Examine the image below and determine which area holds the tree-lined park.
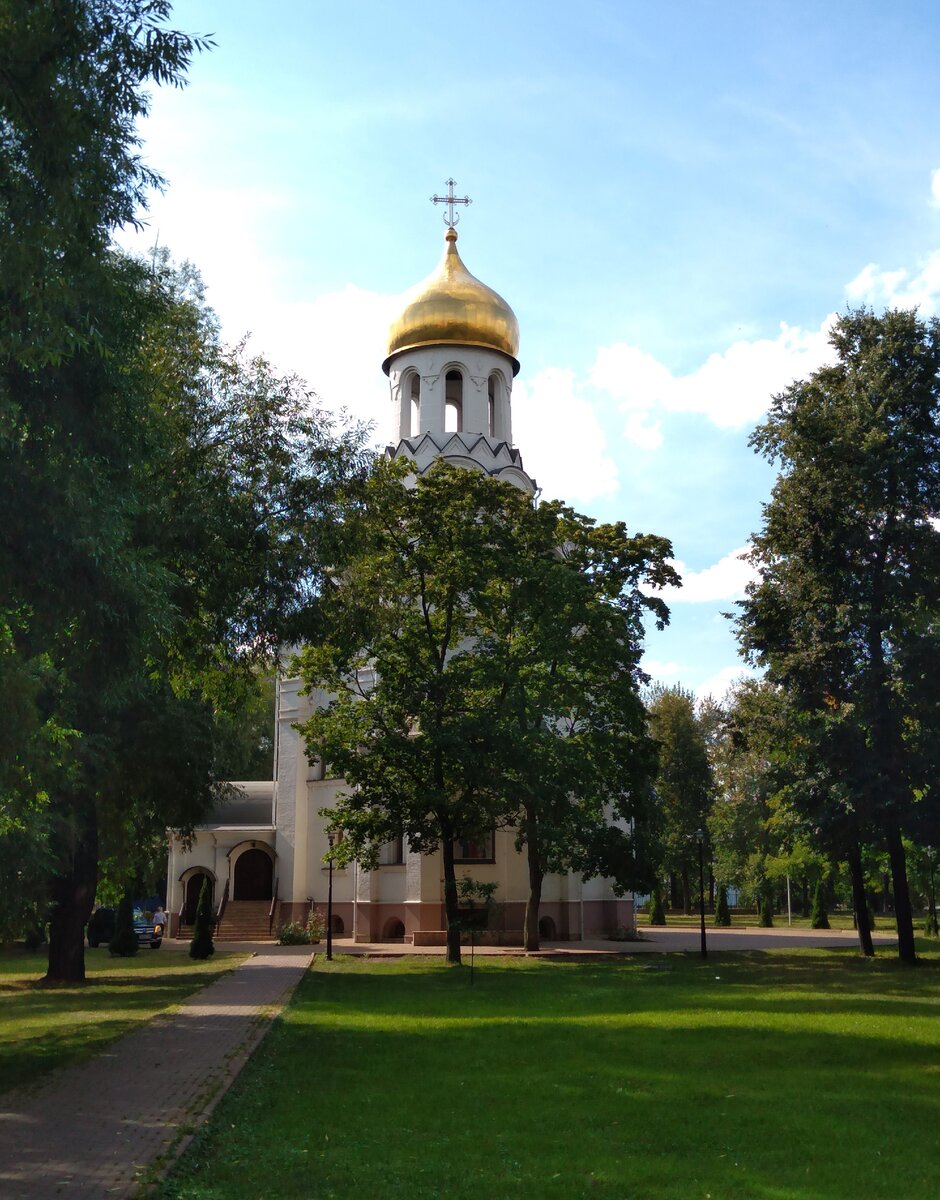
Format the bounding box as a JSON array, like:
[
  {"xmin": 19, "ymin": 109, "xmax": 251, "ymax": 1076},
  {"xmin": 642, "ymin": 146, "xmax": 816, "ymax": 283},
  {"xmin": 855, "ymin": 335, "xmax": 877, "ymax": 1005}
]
[{"xmin": 2, "ymin": 4, "xmax": 940, "ymax": 1197}]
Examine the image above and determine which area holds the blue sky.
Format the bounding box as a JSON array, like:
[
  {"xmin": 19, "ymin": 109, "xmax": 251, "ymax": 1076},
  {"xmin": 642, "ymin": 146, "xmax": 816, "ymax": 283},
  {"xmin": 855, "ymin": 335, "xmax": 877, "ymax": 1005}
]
[{"xmin": 120, "ymin": 0, "xmax": 940, "ymax": 698}]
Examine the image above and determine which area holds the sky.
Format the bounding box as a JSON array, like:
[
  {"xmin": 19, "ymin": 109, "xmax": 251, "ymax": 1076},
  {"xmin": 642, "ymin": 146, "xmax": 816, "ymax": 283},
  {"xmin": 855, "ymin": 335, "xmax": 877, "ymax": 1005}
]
[{"xmin": 119, "ymin": 0, "xmax": 940, "ymax": 701}]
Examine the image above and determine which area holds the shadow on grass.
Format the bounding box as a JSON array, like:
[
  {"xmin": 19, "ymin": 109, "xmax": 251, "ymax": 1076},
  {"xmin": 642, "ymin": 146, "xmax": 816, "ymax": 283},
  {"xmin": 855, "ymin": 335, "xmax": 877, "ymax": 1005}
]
[{"xmin": 160, "ymin": 954, "xmax": 940, "ymax": 1200}]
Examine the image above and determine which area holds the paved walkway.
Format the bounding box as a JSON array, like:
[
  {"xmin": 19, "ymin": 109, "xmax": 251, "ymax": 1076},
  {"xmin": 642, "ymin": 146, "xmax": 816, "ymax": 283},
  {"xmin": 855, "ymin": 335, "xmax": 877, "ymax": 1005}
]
[
  {"xmin": 0, "ymin": 948, "xmax": 312, "ymax": 1199},
  {"xmin": 294, "ymin": 924, "xmax": 896, "ymax": 957}
]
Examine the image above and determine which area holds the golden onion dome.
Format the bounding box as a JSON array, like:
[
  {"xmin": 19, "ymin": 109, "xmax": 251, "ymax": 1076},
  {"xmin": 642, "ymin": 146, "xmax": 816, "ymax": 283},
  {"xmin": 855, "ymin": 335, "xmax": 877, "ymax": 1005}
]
[{"xmin": 383, "ymin": 227, "xmax": 520, "ymax": 375}]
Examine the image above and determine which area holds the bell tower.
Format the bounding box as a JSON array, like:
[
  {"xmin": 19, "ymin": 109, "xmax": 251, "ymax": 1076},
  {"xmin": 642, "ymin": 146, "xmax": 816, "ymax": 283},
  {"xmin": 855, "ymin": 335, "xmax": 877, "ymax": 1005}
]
[{"xmin": 382, "ymin": 183, "xmax": 535, "ymax": 493}]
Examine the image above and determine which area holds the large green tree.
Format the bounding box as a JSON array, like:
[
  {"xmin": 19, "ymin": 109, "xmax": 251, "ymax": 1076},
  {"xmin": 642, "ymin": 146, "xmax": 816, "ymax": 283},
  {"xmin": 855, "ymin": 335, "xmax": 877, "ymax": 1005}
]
[
  {"xmin": 737, "ymin": 307, "xmax": 940, "ymax": 964},
  {"xmin": 478, "ymin": 497, "xmax": 675, "ymax": 950},
  {"xmin": 297, "ymin": 460, "xmax": 675, "ymax": 962},
  {"xmin": 2, "ymin": 2, "xmax": 368, "ymax": 980},
  {"xmin": 647, "ymin": 686, "xmax": 714, "ymax": 913}
]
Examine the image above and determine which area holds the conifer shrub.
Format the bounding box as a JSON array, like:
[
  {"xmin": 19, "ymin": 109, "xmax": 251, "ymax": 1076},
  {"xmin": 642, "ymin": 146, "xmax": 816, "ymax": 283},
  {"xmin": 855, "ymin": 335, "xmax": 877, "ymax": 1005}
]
[
  {"xmin": 810, "ymin": 878, "xmax": 830, "ymax": 929},
  {"xmin": 189, "ymin": 878, "xmax": 215, "ymax": 960},
  {"xmin": 714, "ymin": 883, "xmax": 731, "ymax": 926},
  {"xmin": 109, "ymin": 893, "xmax": 139, "ymax": 957},
  {"xmin": 758, "ymin": 891, "xmax": 774, "ymax": 928},
  {"xmin": 648, "ymin": 884, "xmax": 666, "ymax": 926}
]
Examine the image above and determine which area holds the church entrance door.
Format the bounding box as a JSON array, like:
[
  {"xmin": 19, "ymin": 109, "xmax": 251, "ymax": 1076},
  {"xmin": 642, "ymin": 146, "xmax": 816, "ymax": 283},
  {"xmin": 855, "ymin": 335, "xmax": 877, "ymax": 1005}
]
[
  {"xmin": 233, "ymin": 848, "xmax": 273, "ymax": 901},
  {"xmin": 185, "ymin": 873, "xmax": 213, "ymax": 925}
]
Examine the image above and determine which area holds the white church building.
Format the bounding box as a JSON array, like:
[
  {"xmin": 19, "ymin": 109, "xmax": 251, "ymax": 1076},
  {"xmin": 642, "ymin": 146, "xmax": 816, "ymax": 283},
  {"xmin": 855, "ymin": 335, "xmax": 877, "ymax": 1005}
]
[{"xmin": 166, "ymin": 201, "xmax": 636, "ymax": 943}]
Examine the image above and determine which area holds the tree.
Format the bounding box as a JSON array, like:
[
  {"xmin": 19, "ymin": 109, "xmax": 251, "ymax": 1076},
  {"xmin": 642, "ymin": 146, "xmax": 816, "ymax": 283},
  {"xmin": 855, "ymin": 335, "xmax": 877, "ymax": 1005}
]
[
  {"xmin": 486, "ymin": 501, "xmax": 675, "ymax": 950},
  {"xmin": 189, "ymin": 878, "xmax": 214, "ymax": 960},
  {"xmin": 714, "ymin": 883, "xmax": 731, "ymax": 926},
  {"xmin": 737, "ymin": 308, "xmax": 940, "ymax": 964},
  {"xmin": 1, "ymin": 1, "xmax": 207, "ymax": 976},
  {"xmin": 648, "ymin": 883, "xmax": 666, "ymax": 926},
  {"xmin": 810, "ymin": 876, "xmax": 830, "ymax": 929},
  {"xmin": 297, "ymin": 460, "xmax": 676, "ymax": 962},
  {"xmin": 647, "ymin": 686, "xmax": 714, "ymax": 913},
  {"xmin": 108, "ymin": 893, "xmax": 139, "ymax": 957}
]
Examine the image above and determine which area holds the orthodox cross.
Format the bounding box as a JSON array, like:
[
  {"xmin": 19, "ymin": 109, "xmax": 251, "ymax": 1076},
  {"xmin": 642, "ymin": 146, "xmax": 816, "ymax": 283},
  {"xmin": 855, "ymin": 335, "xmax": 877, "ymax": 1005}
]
[{"xmin": 431, "ymin": 178, "xmax": 471, "ymax": 227}]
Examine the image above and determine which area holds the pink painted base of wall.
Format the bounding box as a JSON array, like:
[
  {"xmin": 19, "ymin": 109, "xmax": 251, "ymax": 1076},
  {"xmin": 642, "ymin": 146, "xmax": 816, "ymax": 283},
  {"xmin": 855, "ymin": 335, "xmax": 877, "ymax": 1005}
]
[{"xmin": 345, "ymin": 897, "xmax": 636, "ymax": 942}]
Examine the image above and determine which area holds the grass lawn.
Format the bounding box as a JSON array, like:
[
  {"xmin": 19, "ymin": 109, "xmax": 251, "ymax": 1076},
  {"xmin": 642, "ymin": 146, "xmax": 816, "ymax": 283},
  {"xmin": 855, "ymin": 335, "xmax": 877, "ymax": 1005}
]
[
  {"xmin": 0, "ymin": 946, "xmax": 244, "ymax": 1095},
  {"xmin": 161, "ymin": 943, "xmax": 940, "ymax": 1200}
]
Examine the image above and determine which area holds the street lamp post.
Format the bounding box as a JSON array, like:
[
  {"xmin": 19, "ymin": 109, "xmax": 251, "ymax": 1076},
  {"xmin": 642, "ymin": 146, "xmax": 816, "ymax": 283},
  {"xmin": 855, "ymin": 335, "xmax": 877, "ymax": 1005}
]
[
  {"xmin": 697, "ymin": 830, "xmax": 707, "ymax": 960},
  {"xmin": 326, "ymin": 832, "xmax": 335, "ymax": 962}
]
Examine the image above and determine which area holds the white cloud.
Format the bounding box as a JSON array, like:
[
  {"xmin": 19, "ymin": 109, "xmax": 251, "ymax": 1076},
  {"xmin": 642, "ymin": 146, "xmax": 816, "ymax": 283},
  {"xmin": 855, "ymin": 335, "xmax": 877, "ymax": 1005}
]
[
  {"xmin": 695, "ymin": 663, "xmax": 760, "ymax": 704},
  {"xmin": 589, "ymin": 318, "xmax": 835, "ymax": 433},
  {"xmin": 931, "ymin": 167, "xmax": 940, "ymax": 208},
  {"xmin": 513, "ymin": 368, "xmax": 620, "ymax": 505},
  {"xmin": 641, "ymin": 658, "xmax": 686, "ymax": 685},
  {"xmin": 844, "ymin": 251, "xmax": 940, "ymax": 316},
  {"xmin": 652, "ymin": 547, "xmax": 758, "ymax": 604}
]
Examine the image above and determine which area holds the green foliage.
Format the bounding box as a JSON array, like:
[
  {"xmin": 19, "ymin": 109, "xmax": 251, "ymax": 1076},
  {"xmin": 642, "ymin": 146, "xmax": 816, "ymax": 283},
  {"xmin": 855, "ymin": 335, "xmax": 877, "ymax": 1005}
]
[
  {"xmin": 758, "ymin": 891, "xmax": 774, "ymax": 928},
  {"xmin": 714, "ymin": 883, "xmax": 731, "ymax": 926},
  {"xmin": 648, "ymin": 685, "xmax": 714, "ymax": 910},
  {"xmin": 189, "ymin": 879, "xmax": 215, "ymax": 960},
  {"xmin": 648, "ymin": 884, "xmax": 666, "ymax": 925},
  {"xmin": 108, "ymin": 894, "xmax": 139, "ymax": 957},
  {"xmin": 298, "ymin": 459, "xmax": 675, "ymax": 961},
  {"xmin": 810, "ymin": 877, "xmax": 830, "ymax": 929},
  {"xmin": 736, "ymin": 308, "xmax": 940, "ymax": 963}
]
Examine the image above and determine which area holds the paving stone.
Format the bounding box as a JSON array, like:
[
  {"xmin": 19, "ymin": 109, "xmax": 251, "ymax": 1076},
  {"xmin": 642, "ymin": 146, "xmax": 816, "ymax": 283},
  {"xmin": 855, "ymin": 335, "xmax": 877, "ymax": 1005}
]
[{"xmin": 0, "ymin": 949, "xmax": 312, "ymax": 1199}]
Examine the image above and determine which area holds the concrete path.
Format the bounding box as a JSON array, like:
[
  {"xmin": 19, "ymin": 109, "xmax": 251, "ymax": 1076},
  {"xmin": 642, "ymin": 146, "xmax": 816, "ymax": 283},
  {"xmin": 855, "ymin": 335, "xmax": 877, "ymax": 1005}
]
[
  {"xmin": 0, "ymin": 948, "xmax": 312, "ymax": 1199},
  {"xmin": 286, "ymin": 925, "xmax": 896, "ymax": 957}
]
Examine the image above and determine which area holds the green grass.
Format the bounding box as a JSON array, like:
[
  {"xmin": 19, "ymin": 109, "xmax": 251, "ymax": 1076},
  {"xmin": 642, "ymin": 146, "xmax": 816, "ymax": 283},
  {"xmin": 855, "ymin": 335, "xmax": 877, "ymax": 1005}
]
[
  {"xmin": 0, "ymin": 946, "xmax": 244, "ymax": 1095},
  {"xmin": 161, "ymin": 943, "xmax": 940, "ymax": 1200}
]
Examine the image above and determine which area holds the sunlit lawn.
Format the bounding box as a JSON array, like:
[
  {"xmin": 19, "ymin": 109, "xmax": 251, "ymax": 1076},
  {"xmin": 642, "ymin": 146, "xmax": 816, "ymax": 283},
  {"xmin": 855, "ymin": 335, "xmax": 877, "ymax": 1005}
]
[
  {"xmin": 0, "ymin": 946, "xmax": 244, "ymax": 1095},
  {"xmin": 161, "ymin": 943, "xmax": 940, "ymax": 1200}
]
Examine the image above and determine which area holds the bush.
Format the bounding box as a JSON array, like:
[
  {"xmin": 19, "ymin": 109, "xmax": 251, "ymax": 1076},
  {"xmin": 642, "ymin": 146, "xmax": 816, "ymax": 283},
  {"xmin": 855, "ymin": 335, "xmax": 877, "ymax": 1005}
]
[
  {"xmin": 714, "ymin": 884, "xmax": 731, "ymax": 927},
  {"xmin": 276, "ymin": 921, "xmax": 311, "ymax": 945},
  {"xmin": 608, "ymin": 925, "xmax": 646, "ymax": 942},
  {"xmin": 189, "ymin": 878, "xmax": 215, "ymax": 960},
  {"xmin": 810, "ymin": 878, "xmax": 830, "ymax": 929},
  {"xmin": 648, "ymin": 884, "xmax": 666, "ymax": 926},
  {"xmin": 758, "ymin": 893, "xmax": 774, "ymax": 928},
  {"xmin": 307, "ymin": 908, "xmax": 326, "ymax": 942},
  {"xmin": 924, "ymin": 910, "xmax": 939, "ymax": 937},
  {"xmin": 276, "ymin": 910, "xmax": 326, "ymax": 946},
  {"xmin": 109, "ymin": 894, "xmax": 139, "ymax": 957}
]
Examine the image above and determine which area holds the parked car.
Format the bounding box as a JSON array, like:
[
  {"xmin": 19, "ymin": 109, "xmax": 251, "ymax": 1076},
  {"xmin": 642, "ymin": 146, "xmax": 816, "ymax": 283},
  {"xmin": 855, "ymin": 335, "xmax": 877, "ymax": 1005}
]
[
  {"xmin": 86, "ymin": 906, "xmax": 116, "ymax": 948},
  {"xmin": 134, "ymin": 913, "xmax": 163, "ymax": 950}
]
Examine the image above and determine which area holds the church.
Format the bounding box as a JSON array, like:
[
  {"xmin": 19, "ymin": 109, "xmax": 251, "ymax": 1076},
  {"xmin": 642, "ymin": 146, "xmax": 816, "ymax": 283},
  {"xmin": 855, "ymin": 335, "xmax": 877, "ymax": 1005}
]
[{"xmin": 166, "ymin": 190, "xmax": 637, "ymax": 943}]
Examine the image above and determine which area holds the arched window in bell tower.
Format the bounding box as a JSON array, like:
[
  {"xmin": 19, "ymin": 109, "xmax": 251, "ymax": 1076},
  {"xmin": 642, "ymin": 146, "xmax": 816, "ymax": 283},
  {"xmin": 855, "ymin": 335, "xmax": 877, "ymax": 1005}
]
[
  {"xmin": 408, "ymin": 372, "xmax": 420, "ymax": 437},
  {"xmin": 487, "ymin": 375, "xmax": 497, "ymax": 437},
  {"xmin": 445, "ymin": 370, "xmax": 463, "ymax": 432}
]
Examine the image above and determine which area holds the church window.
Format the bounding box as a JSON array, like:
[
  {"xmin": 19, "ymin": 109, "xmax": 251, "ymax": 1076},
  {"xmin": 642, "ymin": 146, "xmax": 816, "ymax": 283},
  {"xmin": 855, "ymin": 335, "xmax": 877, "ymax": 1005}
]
[
  {"xmin": 409, "ymin": 372, "xmax": 420, "ymax": 437},
  {"xmin": 454, "ymin": 829, "xmax": 495, "ymax": 863},
  {"xmin": 487, "ymin": 375, "xmax": 497, "ymax": 437},
  {"xmin": 379, "ymin": 836, "xmax": 404, "ymax": 865},
  {"xmin": 445, "ymin": 369, "xmax": 463, "ymax": 432}
]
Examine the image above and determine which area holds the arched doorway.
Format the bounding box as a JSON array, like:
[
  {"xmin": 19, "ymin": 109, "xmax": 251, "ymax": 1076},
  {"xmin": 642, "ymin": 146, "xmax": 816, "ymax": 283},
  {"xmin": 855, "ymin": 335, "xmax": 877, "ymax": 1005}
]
[
  {"xmin": 233, "ymin": 848, "xmax": 273, "ymax": 900},
  {"xmin": 538, "ymin": 916, "xmax": 556, "ymax": 941},
  {"xmin": 185, "ymin": 872, "xmax": 213, "ymax": 925},
  {"xmin": 331, "ymin": 914, "xmax": 345, "ymax": 937},
  {"xmin": 382, "ymin": 917, "xmax": 406, "ymax": 941}
]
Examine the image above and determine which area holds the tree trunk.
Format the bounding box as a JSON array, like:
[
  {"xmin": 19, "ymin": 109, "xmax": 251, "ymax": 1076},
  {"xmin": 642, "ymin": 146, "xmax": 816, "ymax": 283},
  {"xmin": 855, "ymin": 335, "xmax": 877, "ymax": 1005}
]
[
  {"xmin": 886, "ymin": 816, "xmax": 917, "ymax": 965},
  {"xmin": 440, "ymin": 835, "xmax": 462, "ymax": 966},
  {"xmin": 681, "ymin": 867, "xmax": 691, "ymax": 915},
  {"xmin": 523, "ymin": 816, "xmax": 543, "ymax": 952},
  {"xmin": 45, "ymin": 805, "xmax": 99, "ymax": 983},
  {"xmin": 847, "ymin": 837, "xmax": 874, "ymax": 957}
]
